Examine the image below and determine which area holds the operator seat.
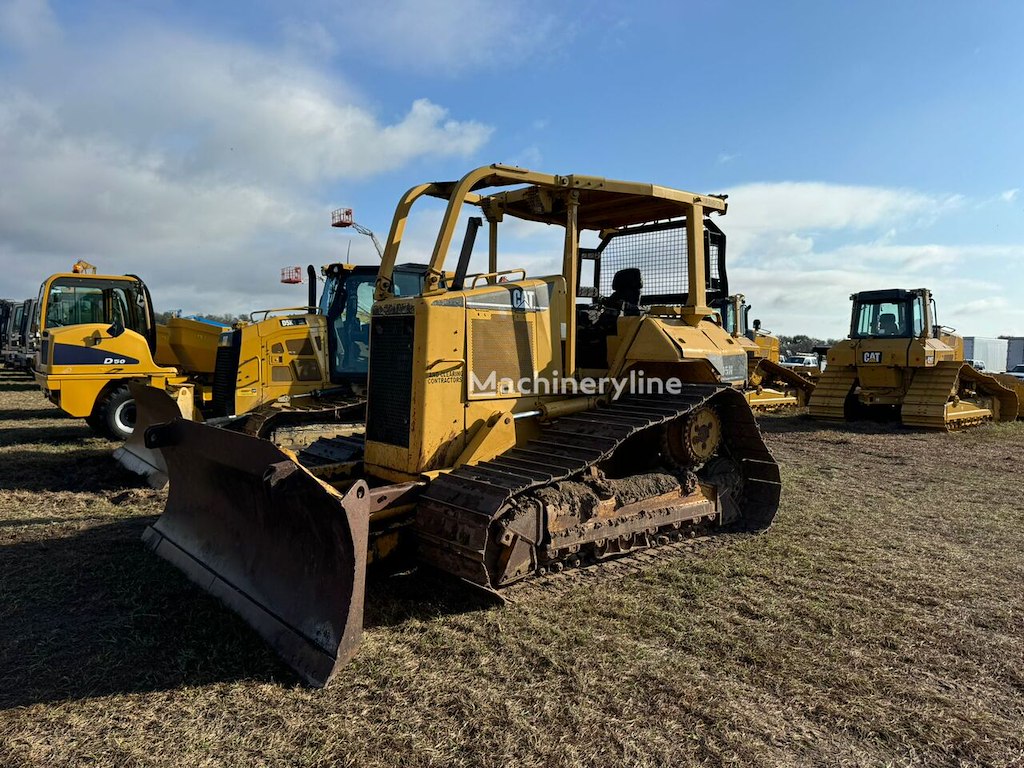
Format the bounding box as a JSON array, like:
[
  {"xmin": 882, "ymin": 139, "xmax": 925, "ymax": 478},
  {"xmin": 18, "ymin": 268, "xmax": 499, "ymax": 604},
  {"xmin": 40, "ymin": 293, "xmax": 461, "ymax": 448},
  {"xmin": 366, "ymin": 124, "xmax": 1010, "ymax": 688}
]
[
  {"xmin": 605, "ymin": 268, "xmax": 643, "ymax": 316},
  {"xmin": 878, "ymin": 312, "xmax": 900, "ymax": 336}
]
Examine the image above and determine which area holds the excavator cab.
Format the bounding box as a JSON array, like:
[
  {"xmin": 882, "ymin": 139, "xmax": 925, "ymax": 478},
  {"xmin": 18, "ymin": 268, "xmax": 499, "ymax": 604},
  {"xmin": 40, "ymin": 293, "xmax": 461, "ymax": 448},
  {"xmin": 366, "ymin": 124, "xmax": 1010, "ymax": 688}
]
[{"xmin": 320, "ymin": 263, "xmax": 428, "ymax": 381}]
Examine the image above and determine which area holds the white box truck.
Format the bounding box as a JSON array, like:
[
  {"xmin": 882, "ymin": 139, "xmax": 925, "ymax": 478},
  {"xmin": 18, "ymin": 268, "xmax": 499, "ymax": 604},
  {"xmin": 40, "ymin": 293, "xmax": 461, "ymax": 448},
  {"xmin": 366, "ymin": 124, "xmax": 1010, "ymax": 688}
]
[{"xmin": 963, "ymin": 337, "xmax": 1008, "ymax": 373}]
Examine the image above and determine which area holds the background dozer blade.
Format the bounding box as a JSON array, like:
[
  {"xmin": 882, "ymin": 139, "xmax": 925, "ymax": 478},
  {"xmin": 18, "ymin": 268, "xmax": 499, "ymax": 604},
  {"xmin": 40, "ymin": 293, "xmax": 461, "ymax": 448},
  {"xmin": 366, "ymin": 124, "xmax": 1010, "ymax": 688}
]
[
  {"xmin": 113, "ymin": 383, "xmax": 186, "ymax": 488},
  {"xmin": 141, "ymin": 418, "xmax": 370, "ymax": 686}
]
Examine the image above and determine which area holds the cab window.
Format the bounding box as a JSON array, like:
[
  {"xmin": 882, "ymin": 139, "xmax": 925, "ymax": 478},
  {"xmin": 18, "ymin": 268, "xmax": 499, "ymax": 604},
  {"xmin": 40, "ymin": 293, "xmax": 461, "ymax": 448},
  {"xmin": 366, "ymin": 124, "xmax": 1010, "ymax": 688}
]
[
  {"xmin": 911, "ymin": 297, "xmax": 925, "ymax": 337},
  {"xmin": 853, "ymin": 300, "xmax": 909, "ymax": 338},
  {"xmin": 44, "ymin": 278, "xmax": 148, "ymax": 335}
]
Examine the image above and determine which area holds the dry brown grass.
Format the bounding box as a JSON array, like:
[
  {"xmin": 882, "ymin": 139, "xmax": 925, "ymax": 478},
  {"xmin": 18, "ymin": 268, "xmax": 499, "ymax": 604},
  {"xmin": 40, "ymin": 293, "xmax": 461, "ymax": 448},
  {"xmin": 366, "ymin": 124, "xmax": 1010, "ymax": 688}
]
[{"xmin": 1, "ymin": 366, "xmax": 1023, "ymax": 767}]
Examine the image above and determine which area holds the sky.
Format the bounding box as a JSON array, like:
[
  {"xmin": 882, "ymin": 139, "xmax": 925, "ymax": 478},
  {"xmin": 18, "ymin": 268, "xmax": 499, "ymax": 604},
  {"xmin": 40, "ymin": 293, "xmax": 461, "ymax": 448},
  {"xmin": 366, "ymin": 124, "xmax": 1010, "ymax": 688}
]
[{"xmin": 1, "ymin": 0, "xmax": 1022, "ymax": 338}]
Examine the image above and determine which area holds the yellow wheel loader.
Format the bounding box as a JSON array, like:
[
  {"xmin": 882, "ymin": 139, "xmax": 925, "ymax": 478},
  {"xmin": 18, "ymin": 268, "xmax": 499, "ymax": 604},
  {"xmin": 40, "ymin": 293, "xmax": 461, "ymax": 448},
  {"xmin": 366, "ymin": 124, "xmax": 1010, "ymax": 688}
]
[
  {"xmin": 140, "ymin": 165, "xmax": 782, "ymax": 686},
  {"xmin": 32, "ymin": 269, "xmax": 225, "ymax": 438},
  {"xmin": 809, "ymin": 288, "xmax": 1018, "ymax": 429},
  {"xmin": 712, "ymin": 293, "xmax": 815, "ymax": 410}
]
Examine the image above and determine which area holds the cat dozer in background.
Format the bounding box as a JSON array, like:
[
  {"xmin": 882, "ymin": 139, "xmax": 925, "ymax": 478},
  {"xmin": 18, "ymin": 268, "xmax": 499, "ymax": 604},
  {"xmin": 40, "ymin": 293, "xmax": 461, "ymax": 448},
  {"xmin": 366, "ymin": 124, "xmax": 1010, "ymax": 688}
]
[
  {"xmin": 712, "ymin": 293, "xmax": 815, "ymax": 410},
  {"xmin": 810, "ymin": 288, "xmax": 1018, "ymax": 429},
  {"xmin": 142, "ymin": 165, "xmax": 782, "ymax": 685}
]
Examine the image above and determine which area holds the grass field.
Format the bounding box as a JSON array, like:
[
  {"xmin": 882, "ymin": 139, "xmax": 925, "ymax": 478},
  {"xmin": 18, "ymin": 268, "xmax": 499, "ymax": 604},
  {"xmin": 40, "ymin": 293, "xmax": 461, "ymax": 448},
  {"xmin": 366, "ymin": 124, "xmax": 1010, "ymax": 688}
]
[{"xmin": 1, "ymin": 366, "xmax": 1022, "ymax": 767}]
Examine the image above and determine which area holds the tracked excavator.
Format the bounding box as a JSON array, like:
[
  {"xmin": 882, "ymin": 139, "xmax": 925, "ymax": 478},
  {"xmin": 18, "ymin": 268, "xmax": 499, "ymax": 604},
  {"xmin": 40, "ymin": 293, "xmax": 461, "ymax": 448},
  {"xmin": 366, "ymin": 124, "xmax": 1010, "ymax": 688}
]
[
  {"xmin": 140, "ymin": 165, "xmax": 782, "ymax": 686},
  {"xmin": 809, "ymin": 288, "xmax": 1018, "ymax": 429},
  {"xmin": 712, "ymin": 293, "xmax": 815, "ymax": 410}
]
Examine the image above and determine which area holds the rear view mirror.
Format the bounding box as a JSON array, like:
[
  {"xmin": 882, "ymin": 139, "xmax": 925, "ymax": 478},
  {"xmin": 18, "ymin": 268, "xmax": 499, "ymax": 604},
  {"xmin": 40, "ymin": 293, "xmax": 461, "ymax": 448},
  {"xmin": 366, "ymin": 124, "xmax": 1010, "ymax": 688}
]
[{"xmin": 107, "ymin": 316, "xmax": 125, "ymax": 338}]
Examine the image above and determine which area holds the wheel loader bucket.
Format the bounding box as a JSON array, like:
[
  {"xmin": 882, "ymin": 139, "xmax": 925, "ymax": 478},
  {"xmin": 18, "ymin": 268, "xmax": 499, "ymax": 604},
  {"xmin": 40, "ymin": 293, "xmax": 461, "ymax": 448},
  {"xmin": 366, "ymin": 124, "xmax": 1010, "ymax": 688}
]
[
  {"xmin": 113, "ymin": 383, "xmax": 189, "ymax": 488},
  {"xmin": 141, "ymin": 418, "xmax": 370, "ymax": 686}
]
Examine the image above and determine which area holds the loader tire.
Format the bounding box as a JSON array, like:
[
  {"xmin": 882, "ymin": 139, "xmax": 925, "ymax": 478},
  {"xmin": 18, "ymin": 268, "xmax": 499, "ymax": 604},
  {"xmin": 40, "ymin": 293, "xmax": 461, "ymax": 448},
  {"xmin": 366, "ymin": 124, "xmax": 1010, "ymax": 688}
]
[{"xmin": 96, "ymin": 385, "xmax": 137, "ymax": 440}]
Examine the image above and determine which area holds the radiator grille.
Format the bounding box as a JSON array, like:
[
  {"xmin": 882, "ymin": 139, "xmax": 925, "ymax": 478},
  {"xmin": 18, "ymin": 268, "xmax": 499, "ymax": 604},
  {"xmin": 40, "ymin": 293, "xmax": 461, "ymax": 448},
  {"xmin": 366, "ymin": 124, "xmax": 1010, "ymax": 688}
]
[
  {"xmin": 470, "ymin": 316, "xmax": 535, "ymax": 392},
  {"xmin": 211, "ymin": 331, "xmax": 241, "ymax": 416},
  {"xmin": 367, "ymin": 315, "xmax": 415, "ymax": 447}
]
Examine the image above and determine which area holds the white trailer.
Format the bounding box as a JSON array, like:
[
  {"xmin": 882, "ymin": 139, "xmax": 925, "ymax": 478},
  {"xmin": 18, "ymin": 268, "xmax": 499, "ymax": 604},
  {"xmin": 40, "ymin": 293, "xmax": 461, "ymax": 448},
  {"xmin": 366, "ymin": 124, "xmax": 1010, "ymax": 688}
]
[{"xmin": 963, "ymin": 337, "xmax": 1008, "ymax": 373}]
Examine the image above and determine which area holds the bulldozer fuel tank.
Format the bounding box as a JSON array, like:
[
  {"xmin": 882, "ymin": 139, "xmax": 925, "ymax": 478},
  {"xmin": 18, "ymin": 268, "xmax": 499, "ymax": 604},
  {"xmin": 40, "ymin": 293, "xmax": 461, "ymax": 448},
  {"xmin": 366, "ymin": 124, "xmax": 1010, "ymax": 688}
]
[
  {"xmin": 417, "ymin": 385, "xmax": 780, "ymax": 590},
  {"xmin": 141, "ymin": 418, "xmax": 370, "ymax": 686}
]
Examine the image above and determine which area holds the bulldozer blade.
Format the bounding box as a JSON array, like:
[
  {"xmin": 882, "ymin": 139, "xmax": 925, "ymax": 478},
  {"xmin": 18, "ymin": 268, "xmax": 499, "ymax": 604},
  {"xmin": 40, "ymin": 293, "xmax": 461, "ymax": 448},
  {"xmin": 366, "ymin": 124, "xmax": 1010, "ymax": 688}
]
[
  {"xmin": 141, "ymin": 418, "xmax": 370, "ymax": 687},
  {"xmin": 113, "ymin": 383, "xmax": 188, "ymax": 489}
]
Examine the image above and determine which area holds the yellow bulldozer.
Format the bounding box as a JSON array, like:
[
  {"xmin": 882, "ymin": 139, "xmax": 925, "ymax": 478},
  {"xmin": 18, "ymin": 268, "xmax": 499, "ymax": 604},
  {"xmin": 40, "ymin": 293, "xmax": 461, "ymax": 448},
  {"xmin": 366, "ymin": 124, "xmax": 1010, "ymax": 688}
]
[
  {"xmin": 712, "ymin": 293, "xmax": 815, "ymax": 410},
  {"xmin": 140, "ymin": 165, "xmax": 782, "ymax": 685},
  {"xmin": 809, "ymin": 287, "xmax": 1018, "ymax": 429}
]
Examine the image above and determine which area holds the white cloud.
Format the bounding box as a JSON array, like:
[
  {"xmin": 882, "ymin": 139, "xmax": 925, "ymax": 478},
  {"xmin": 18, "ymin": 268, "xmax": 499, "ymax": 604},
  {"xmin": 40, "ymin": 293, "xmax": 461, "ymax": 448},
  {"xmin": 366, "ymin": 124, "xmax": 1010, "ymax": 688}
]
[
  {"xmin": 723, "ymin": 181, "xmax": 959, "ymax": 235},
  {"xmin": 35, "ymin": 29, "xmax": 491, "ymax": 187},
  {"xmin": 1001, "ymin": 188, "xmax": 1019, "ymax": 203},
  {"xmin": 326, "ymin": 0, "xmax": 561, "ymax": 75},
  {"xmin": 710, "ymin": 181, "xmax": 1024, "ymax": 338},
  {"xmin": 0, "ymin": 15, "xmax": 493, "ymax": 314},
  {"xmin": 717, "ymin": 151, "xmax": 738, "ymax": 164},
  {"xmin": 0, "ymin": 0, "xmax": 59, "ymax": 49}
]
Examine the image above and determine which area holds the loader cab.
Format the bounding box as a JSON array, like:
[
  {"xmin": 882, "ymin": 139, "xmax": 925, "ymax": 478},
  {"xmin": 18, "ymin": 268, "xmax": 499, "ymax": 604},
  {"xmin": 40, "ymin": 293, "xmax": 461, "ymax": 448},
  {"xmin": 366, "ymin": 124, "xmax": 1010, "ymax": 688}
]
[
  {"xmin": 711, "ymin": 294, "xmax": 753, "ymax": 340},
  {"xmin": 850, "ymin": 289, "xmax": 930, "ymax": 340},
  {"xmin": 37, "ymin": 274, "xmax": 158, "ymax": 354},
  {"xmin": 0, "ymin": 301, "xmax": 11, "ymax": 353},
  {"xmin": 319, "ymin": 263, "xmax": 428, "ymax": 383}
]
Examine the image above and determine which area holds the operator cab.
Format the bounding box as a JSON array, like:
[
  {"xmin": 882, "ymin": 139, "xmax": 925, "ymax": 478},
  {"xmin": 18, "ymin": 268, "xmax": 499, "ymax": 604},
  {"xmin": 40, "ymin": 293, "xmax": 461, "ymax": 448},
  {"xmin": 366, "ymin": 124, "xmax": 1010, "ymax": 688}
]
[
  {"xmin": 850, "ymin": 288, "xmax": 929, "ymax": 339},
  {"xmin": 575, "ymin": 218, "xmax": 730, "ymax": 368},
  {"xmin": 711, "ymin": 295, "xmax": 755, "ymax": 340},
  {"xmin": 319, "ymin": 263, "xmax": 428, "ymax": 382},
  {"xmin": 37, "ymin": 275, "xmax": 158, "ymax": 352}
]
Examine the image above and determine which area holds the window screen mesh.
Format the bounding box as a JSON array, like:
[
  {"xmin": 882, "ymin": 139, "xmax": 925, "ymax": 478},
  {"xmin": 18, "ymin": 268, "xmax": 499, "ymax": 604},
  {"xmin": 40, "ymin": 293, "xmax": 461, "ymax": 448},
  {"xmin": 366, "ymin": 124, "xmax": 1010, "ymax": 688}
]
[{"xmin": 596, "ymin": 220, "xmax": 722, "ymax": 301}]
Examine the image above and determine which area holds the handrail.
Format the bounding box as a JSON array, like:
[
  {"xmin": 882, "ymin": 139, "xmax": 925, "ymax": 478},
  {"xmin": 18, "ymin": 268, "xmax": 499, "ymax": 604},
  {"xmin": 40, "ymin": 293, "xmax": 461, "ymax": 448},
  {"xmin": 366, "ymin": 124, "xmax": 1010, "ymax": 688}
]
[
  {"xmin": 469, "ymin": 269, "xmax": 527, "ymax": 288},
  {"xmin": 249, "ymin": 306, "xmax": 318, "ymax": 322}
]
